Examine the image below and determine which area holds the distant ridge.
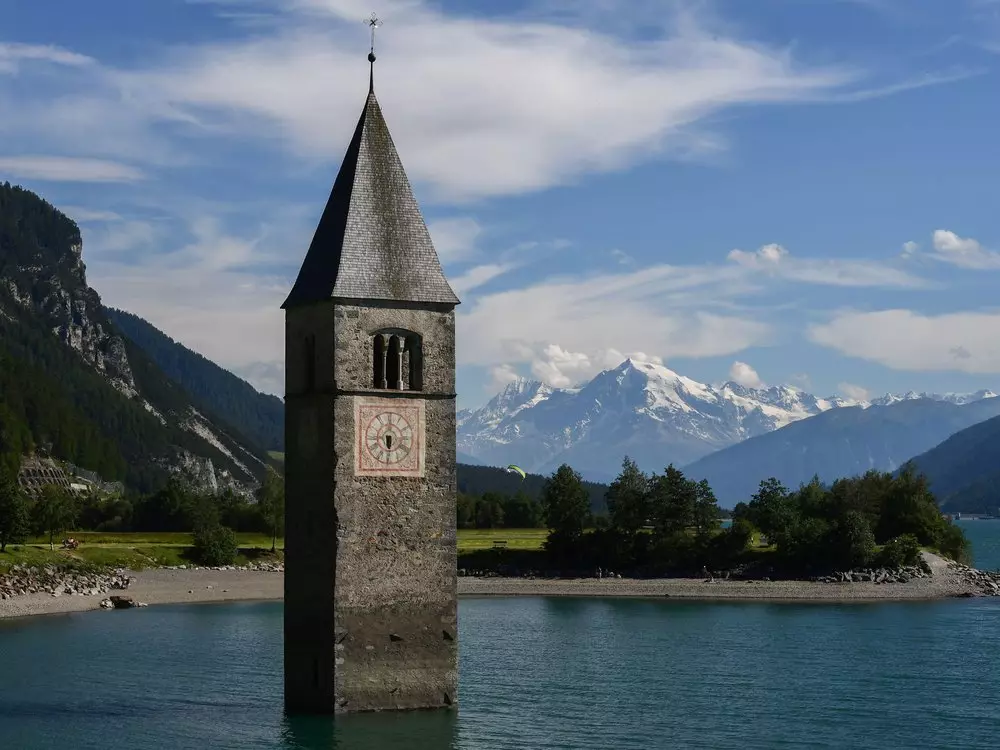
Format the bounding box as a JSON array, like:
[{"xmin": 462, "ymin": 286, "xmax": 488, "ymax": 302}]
[
  {"xmin": 908, "ymin": 414, "xmax": 1000, "ymax": 514},
  {"xmin": 684, "ymin": 397, "xmax": 1000, "ymax": 507},
  {"xmin": 458, "ymin": 358, "xmax": 997, "ymax": 483},
  {"xmin": 105, "ymin": 307, "xmax": 284, "ymax": 453}
]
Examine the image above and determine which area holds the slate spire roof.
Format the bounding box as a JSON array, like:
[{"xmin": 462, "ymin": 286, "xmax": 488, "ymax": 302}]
[{"xmin": 281, "ymin": 57, "xmax": 460, "ymax": 309}]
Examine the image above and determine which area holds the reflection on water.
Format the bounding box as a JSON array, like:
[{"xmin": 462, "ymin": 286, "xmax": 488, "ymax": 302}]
[{"xmin": 281, "ymin": 711, "xmax": 458, "ymax": 750}]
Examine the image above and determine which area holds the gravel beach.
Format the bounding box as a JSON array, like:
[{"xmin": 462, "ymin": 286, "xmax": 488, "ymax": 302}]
[
  {"xmin": 0, "ymin": 552, "xmax": 988, "ymax": 622},
  {"xmin": 459, "ymin": 552, "xmax": 974, "ymax": 602}
]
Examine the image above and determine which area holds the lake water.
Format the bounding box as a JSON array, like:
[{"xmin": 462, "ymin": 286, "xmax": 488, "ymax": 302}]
[{"xmin": 2, "ymin": 520, "xmax": 1000, "ymax": 750}]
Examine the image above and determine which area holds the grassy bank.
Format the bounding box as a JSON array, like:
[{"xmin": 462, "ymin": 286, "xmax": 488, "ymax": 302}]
[
  {"xmin": 0, "ymin": 531, "xmax": 285, "ymax": 571},
  {"xmin": 0, "ymin": 529, "xmax": 550, "ymax": 571}
]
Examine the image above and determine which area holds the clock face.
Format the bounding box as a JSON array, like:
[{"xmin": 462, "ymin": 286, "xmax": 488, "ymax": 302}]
[
  {"xmin": 354, "ymin": 398, "xmax": 425, "ymax": 477},
  {"xmin": 364, "ymin": 410, "xmax": 413, "ymax": 465}
]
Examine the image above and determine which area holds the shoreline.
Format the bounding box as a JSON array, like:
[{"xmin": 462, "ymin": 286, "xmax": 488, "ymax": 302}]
[{"xmin": 1, "ymin": 552, "xmax": 993, "ymax": 621}]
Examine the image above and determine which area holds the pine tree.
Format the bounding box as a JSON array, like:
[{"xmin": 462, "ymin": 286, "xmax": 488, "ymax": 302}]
[
  {"xmin": 541, "ymin": 464, "xmax": 590, "ymax": 559},
  {"xmin": 648, "ymin": 464, "xmax": 697, "ymax": 536},
  {"xmin": 606, "ymin": 456, "xmax": 650, "ymax": 535}
]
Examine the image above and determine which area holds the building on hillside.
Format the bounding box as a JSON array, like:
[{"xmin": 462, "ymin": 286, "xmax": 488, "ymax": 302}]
[
  {"xmin": 17, "ymin": 456, "xmax": 122, "ymax": 498},
  {"xmin": 17, "ymin": 455, "xmax": 74, "ymax": 497},
  {"xmin": 281, "ymin": 27, "xmax": 461, "ymax": 715}
]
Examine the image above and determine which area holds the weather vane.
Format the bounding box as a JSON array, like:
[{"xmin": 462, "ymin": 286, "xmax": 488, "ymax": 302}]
[{"xmin": 367, "ymin": 12, "xmax": 382, "ymax": 61}]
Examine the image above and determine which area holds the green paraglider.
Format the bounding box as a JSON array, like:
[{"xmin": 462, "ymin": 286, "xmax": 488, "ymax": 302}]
[{"xmin": 505, "ymin": 464, "xmax": 526, "ymax": 480}]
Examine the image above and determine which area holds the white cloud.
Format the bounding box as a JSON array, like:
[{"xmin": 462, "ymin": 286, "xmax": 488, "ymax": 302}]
[
  {"xmin": 519, "ymin": 345, "xmax": 666, "ymax": 388},
  {"xmin": 729, "ymin": 361, "xmax": 764, "ymax": 388},
  {"xmin": 3, "ymin": 0, "xmax": 871, "ymax": 203},
  {"xmin": 86, "ymin": 215, "xmax": 292, "ymax": 393},
  {"xmin": 488, "ymin": 364, "xmax": 522, "ymax": 392},
  {"xmin": 837, "ymin": 381, "xmax": 870, "ymax": 401},
  {"xmin": 930, "ymin": 229, "xmax": 1000, "ymax": 269},
  {"xmin": 0, "ymin": 156, "xmax": 145, "ymax": 183},
  {"xmin": 428, "ymin": 217, "xmax": 483, "ymax": 264},
  {"xmin": 611, "ymin": 248, "xmax": 634, "ymax": 265},
  {"xmin": 449, "ymin": 263, "xmax": 516, "ymax": 298},
  {"xmin": 61, "ymin": 207, "xmax": 124, "ymax": 223},
  {"xmin": 790, "ymin": 372, "xmax": 812, "ymax": 389},
  {"xmin": 901, "ymin": 240, "xmax": 918, "ymax": 257},
  {"xmin": 727, "ymin": 243, "xmax": 788, "ymax": 267},
  {"xmin": 0, "ymin": 42, "xmax": 94, "ymax": 74},
  {"xmin": 456, "ymin": 261, "xmax": 772, "ymax": 383},
  {"xmin": 809, "ymin": 309, "xmax": 1000, "ymax": 374},
  {"xmin": 529, "ymin": 344, "xmax": 596, "ymax": 388},
  {"xmin": 726, "ymin": 242, "xmax": 929, "ymax": 287}
]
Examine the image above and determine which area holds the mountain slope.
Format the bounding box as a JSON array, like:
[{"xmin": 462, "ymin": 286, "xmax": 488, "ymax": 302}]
[
  {"xmin": 908, "ymin": 415, "xmax": 1000, "ymax": 514},
  {"xmin": 0, "ymin": 182, "xmax": 267, "ymax": 493},
  {"xmin": 683, "ymin": 397, "xmax": 1000, "ymax": 507},
  {"xmin": 105, "ymin": 307, "xmax": 284, "ymax": 452}
]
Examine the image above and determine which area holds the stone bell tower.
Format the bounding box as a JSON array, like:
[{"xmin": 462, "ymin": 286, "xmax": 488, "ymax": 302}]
[{"xmin": 281, "ymin": 28, "xmax": 460, "ymax": 714}]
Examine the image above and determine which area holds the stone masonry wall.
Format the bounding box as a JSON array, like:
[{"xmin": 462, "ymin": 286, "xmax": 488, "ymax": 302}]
[
  {"xmin": 284, "ymin": 303, "xmax": 338, "ymax": 713},
  {"xmin": 283, "ymin": 300, "xmax": 458, "ymax": 714},
  {"xmin": 331, "ymin": 302, "xmax": 458, "ymax": 711}
]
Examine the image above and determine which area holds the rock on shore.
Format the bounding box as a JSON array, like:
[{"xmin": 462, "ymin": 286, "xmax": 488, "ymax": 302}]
[
  {"xmin": 947, "ymin": 561, "xmax": 1000, "ymax": 596},
  {"xmin": 0, "ymin": 565, "xmax": 133, "ymax": 600}
]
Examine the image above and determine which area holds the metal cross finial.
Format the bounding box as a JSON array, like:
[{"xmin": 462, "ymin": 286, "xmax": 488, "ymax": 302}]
[{"xmin": 367, "ymin": 13, "xmax": 382, "ymax": 56}]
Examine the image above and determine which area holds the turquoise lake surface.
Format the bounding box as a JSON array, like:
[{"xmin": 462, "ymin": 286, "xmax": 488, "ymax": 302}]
[{"xmin": 2, "ymin": 519, "xmax": 999, "ymax": 750}]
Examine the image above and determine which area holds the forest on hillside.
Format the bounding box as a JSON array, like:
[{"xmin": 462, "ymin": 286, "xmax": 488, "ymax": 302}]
[{"xmin": 106, "ymin": 308, "xmax": 284, "ymax": 453}]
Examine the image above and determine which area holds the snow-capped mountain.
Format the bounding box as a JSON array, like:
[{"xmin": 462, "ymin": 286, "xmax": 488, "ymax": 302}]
[{"xmin": 456, "ymin": 358, "xmax": 997, "ymax": 482}]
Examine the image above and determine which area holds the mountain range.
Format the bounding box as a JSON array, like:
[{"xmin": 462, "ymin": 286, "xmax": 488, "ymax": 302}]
[
  {"xmin": 0, "ymin": 182, "xmax": 268, "ymax": 494},
  {"xmin": 457, "ymin": 358, "xmax": 997, "ymax": 486},
  {"xmin": 3, "ymin": 182, "xmax": 997, "ymax": 512}
]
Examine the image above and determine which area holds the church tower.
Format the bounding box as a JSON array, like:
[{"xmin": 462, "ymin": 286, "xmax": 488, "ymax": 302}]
[{"xmin": 281, "ymin": 35, "xmax": 460, "ymax": 714}]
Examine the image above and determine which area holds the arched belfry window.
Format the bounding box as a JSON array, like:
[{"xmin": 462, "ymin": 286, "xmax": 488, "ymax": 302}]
[{"xmin": 372, "ymin": 329, "xmax": 422, "ymax": 391}]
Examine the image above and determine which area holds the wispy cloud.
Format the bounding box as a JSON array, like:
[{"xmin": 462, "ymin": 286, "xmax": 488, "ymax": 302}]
[
  {"xmin": 726, "ymin": 242, "xmax": 930, "ymax": 288},
  {"xmin": 0, "ymin": 156, "xmax": 145, "ymax": 183},
  {"xmin": 0, "ymin": 42, "xmax": 95, "ymax": 73},
  {"xmin": 901, "ymin": 229, "xmax": 1000, "ymax": 270},
  {"xmin": 810, "ymin": 308, "xmax": 1000, "ymax": 374},
  {"xmin": 0, "ymin": 0, "xmax": 878, "ymax": 202},
  {"xmin": 456, "ymin": 244, "xmax": 927, "ymax": 385}
]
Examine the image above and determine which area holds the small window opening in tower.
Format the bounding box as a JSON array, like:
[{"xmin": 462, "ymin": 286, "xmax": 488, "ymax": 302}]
[
  {"xmin": 373, "ymin": 334, "xmax": 386, "ymax": 389},
  {"xmin": 303, "ymin": 335, "xmax": 316, "ymax": 392},
  {"xmin": 386, "ymin": 335, "xmax": 402, "ymax": 389},
  {"xmin": 385, "ymin": 434, "xmax": 393, "ymax": 450}
]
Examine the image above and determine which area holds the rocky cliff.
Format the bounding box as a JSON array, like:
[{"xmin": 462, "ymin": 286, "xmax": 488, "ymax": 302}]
[{"xmin": 0, "ymin": 182, "xmax": 267, "ymax": 493}]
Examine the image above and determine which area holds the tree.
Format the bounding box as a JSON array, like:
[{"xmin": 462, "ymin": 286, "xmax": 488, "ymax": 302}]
[
  {"xmin": 648, "ymin": 465, "xmax": 696, "ymax": 537},
  {"xmin": 541, "ymin": 464, "xmax": 590, "ymax": 558},
  {"xmin": 33, "ymin": 484, "xmax": 77, "ymax": 550},
  {"xmin": 456, "ymin": 494, "xmax": 476, "ymax": 529},
  {"xmin": 830, "ymin": 510, "xmax": 876, "ymax": 571},
  {"xmin": 748, "ymin": 477, "xmax": 796, "ymax": 541},
  {"xmin": 692, "ymin": 479, "xmax": 721, "ymax": 541},
  {"xmin": 476, "ymin": 492, "xmax": 505, "ymax": 528},
  {"xmin": 256, "ymin": 468, "xmax": 285, "ymax": 552},
  {"xmin": 503, "ymin": 490, "xmax": 543, "ymax": 528},
  {"xmin": 0, "ymin": 478, "xmax": 30, "ymax": 552},
  {"xmin": 192, "ymin": 524, "xmax": 239, "ymax": 566},
  {"xmin": 606, "ymin": 456, "xmax": 650, "ymax": 535}
]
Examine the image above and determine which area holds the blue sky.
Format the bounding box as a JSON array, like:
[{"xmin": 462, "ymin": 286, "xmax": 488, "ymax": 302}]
[{"xmin": 4, "ymin": 0, "xmax": 1000, "ymax": 409}]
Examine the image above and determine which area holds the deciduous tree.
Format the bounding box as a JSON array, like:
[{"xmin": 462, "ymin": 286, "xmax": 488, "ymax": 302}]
[{"xmin": 0, "ymin": 478, "xmax": 30, "ymax": 552}]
